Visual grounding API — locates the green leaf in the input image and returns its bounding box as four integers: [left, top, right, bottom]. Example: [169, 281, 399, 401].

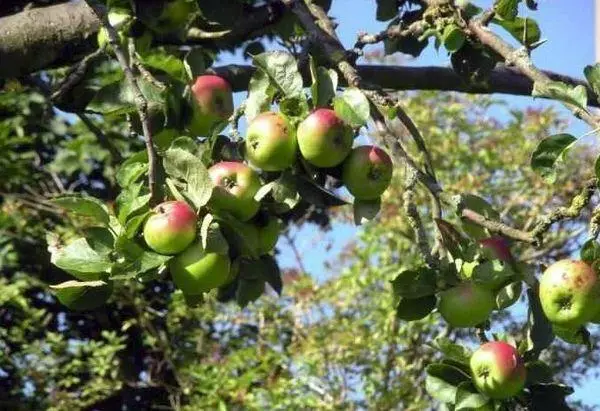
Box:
[279, 95, 310, 119]
[270, 171, 301, 213]
[235, 259, 266, 307]
[532, 81, 588, 110]
[494, 0, 521, 20]
[52, 195, 110, 226]
[434, 219, 471, 260]
[163, 148, 213, 208]
[595, 155, 600, 181]
[50, 280, 108, 289]
[253, 51, 303, 98]
[111, 239, 171, 280]
[455, 382, 489, 410]
[254, 181, 277, 202]
[123, 211, 150, 239]
[51, 238, 112, 275]
[430, 337, 472, 364]
[455, 194, 501, 240]
[527, 383, 574, 410]
[139, 48, 186, 81]
[218, 215, 260, 258]
[116, 182, 151, 224]
[53, 280, 113, 311]
[530, 133, 576, 183]
[442, 25, 466, 52]
[310, 58, 338, 108]
[376, 0, 398, 21]
[425, 363, 470, 404]
[495, 281, 522, 310]
[260, 255, 283, 295]
[295, 176, 348, 207]
[584, 63, 600, 96]
[525, 287, 554, 356]
[472, 260, 515, 290]
[391, 267, 437, 299]
[493, 16, 540, 46]
[333, 88, 370, 128]
[245, 69, 276, 121]
[183, 48, 207, 80]
[581, 239, 600, 264]
[89, 76, 165, 117]
[200, 214, 229, 255]
[116, 161, 148, 188]
[396, 295, 436, 321]
[353, 198, 381, 225]
[525, 361, 554, 386]
[85, 227, 116, 255]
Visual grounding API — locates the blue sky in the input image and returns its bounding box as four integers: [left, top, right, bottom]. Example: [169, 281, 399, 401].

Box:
[216, 0, 599, 406]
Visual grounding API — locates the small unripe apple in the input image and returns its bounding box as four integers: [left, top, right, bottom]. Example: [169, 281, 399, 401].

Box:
[297, 108, 353, 168]
[342, 145, 393, 200]
[470, 341, 526, 399]
[169, 242, 231, 295]
[245, 112, 297, 171]
[438, 282, 495, 327]
[188, 75, 234, 136]
[208, 161, 261, 221]
[143, 201, 197, 255]
[539, 259, 600, 328]
[257, 215, 282, 254]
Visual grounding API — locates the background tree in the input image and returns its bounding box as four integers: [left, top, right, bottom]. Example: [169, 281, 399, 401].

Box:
[1, 1, 600, 410]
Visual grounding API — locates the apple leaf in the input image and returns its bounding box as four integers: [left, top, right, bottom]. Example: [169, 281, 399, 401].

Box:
[525, 287, 554, 357]
[442, 24, 465, 52]
[116, 181, 151, 224]
[454, 382, 489, 410]
[53, 280, 113, 311]
[217, 214, 260, 258]
[245, 69, 276, 121]
[429, 337, 472, 364]
[532, 81, 588, 111]
[123, 211, 149, 239]
[396, 295, 436, 321]
[353, 198, 381, 225]
[139, 47, 186, 81]
[50, 280, 108, 289]
[493, 16, 540, 47]
[530, 133, 577, 183]
[494, 0, 521, 20]
[163, 148, 213, 208]
[390, 267, 437, 299]
[333, 88, 370, 128]
[584, 63, 600, 97]
[295, 176, 348, 207]
[110, 244, 172, 280]
[52, 195, 110, 226]
[472, 260, 515, 290]
[260, 255, 283, 295]
[279, 95, 310, 119]
[580, 239, 600, 264]
[84, 227, 116, 255]
[310, 58, 338, 108]
[253, 51, 304, 98]
[525, 361, 554, 386]
[434, 219, 471, 260]
[425, 363, 470, 404]
[270, 171, 301, 213]
[495, 281, 522, 310]
[454, 194, 501, 240]
[235, 258, 266, 308]
[183, 48, 207, 80]
[51, 238, 113, 274]
[200, 215, 229, 256]
[527, 383, 574, 410]
[376, 0, 398, 21]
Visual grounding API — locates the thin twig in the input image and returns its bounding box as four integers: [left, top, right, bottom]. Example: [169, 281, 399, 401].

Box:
[77, 113, 122, 161]
[51, 47, 106, 102]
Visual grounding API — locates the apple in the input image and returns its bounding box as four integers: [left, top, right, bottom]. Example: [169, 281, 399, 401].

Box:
[297, 108, 353, 168]
[169, 241, 232, 295]
[438, 282, 495, 327]
[143, 201, 197, 255]
[188, 75, 234, 136]
[470, 341, 526, 399]
[342, 145, 393, 200]
[208, 161, 261, 221]
[257, 215, 282, 255]
[245, 112, 297, 171]
[479, 236, 513, 263]
[539, 259, 600, 328]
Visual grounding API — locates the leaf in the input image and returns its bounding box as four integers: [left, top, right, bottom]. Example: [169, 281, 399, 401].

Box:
[116, 182, 151, 224]
[396, 295, 436, 321]
[525, 287, 554, 356]
[493, 16, 540, 46]
[391, 267, 437, 299]
[85, 227, 116, 255]
[310, 58, 338, 108]
[279, 95, 310, 119]
[139, 48, 186, 81]
[253, 51, 303, 98]
[51, 238, 112, 275]
[123, 211, 150, 239]
[111, 248, 172, 280]
[260, 255, 283, 295]
[200, 215, 229, 255]
[494, 0, 521, 20]
[442, 24, 466, 52]
[183, 48, 207, 80]
[295, 176, 348, 207]
[472, 260, 515, 290]
[455, 194, 501, 240]
[434, 219, 471, 260]
[532, 81, 588, 111]
[117, 162, 148, 188]
[525, 361, 554, 386]
[245, 69, 276, 121]
[353, 198, 381, 225]
[430, 337, 472, 364]
[530, 133, 576, 183]
[584, 63, 600, 96]
[218, 215, 260, 258]
[333, 88, 370, 127]
[383, 11, 428, 57]
[376, 0, 398, 21]
[90, 76, 165, 117]
[495, 281, 522, 310]
[235, 259, 266, 307]
[455, 382, 489, 410]
[163, 148, 213, 208]
[271, 171, 301, 212]
[254, 181, 277, 202]
[52, 195, 110, 226]
[581, 239, 600, 264]
[53, 281, 113, 311]
[50, 280, 108, 289]
[527, 383, 574, 410]
[425, 363, 470, 404]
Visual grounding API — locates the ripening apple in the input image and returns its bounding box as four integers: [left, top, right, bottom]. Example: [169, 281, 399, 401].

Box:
[143, 201, 197, 255]
[257, 215, 282, 254]
[188, 75, 234, 136]
[297, 108, 353, 168]
[470, 341, 526, 399]
[169, 241, 232, 295]
[208, 161, 261, 221]
[342, 145, 393, 200]
[479, 236, 513, 263]
[539, 259, 600, 328]
[438, 282, 495, 327]
[245, 112, 297, 171]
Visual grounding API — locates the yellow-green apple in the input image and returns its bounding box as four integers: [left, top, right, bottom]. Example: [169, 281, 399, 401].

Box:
[143, 201, 197, 255]
[342, 145, 393, 200]
[208, 161, 261, 221]
[539, 259, 600, 328]
[245, 112, 297, 171]
[470, 341, 526, 399]
[169, 242, 231, 295]
[438, 282, 495, 327]
[297, 108, 353, 168]
[188, 75, 233, 136]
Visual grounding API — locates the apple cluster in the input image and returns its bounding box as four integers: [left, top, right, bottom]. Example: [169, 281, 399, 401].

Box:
[141, 75, 394, 299]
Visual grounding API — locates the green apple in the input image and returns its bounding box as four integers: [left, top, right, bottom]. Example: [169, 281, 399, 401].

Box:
[438, 282, 495, 327]
[169, 241, 232, 295]
[342, 145, 393, 200]
[470, 341, 526, 399]
[188, 75, 234, 137]
[208, 161, 261, 221]
[143, 201, 197, 255]
[245, 112, 297, 171]
[539, 259, 600, 328]
[257, 215, 282, 254]
[297, 108, 353, 168]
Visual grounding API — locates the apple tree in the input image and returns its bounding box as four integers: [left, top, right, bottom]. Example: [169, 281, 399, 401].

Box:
[1, 0, 600, 409]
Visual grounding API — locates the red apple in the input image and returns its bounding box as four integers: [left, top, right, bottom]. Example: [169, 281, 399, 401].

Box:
[297, 108, 353, 168]
[208, 161, 261, 221]
[438, 282, 495, 327]
[342, 145, 393, 200]
[479, 236, 513, 263]
[245, 112, 297, 171]
[143, 201, 197, 255]
[470, 341, 526, 399]
[539, 259, 600, 328]
[188, 75, 233, 136]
